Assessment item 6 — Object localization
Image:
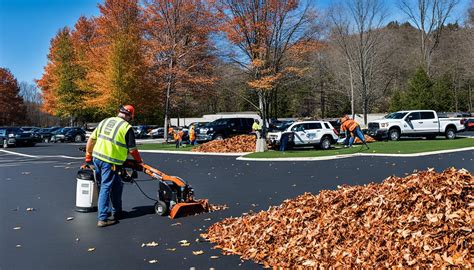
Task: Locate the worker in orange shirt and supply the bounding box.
[167,126,174,143]
[340,115,369,149]
[189,125,196,145]
[173,128,182,148]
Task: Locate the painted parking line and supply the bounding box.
[0,149,83,160]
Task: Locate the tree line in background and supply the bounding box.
[1,0,473,128]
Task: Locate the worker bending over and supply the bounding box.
[85,105,143,227]
[340,115,369,149]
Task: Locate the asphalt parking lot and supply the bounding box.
[1,143,473,269]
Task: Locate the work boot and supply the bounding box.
[109,211,125,221]
[97,219,117,227]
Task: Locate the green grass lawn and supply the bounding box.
[244,138,474,158]
[138,143,197,151]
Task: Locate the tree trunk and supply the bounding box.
[363,98,368,126]
[320,79,325,119]
[256,90,268,152]
[163,57,174,142]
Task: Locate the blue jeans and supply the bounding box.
[93,158,123,221]
[343,131,351,145]
[349,126,365,146]
[279,133,289,151]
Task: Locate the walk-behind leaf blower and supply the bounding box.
[123,160,209,219]
[75,158,209,219]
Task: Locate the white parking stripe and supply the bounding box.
[0,149,83,160]
[0,149,38,158]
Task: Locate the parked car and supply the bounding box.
[20,127,43,142]
[133,125,150,139]
[464,118,474,131]
[267,121,339,150]
[269,120,294,132]
[147,127,165,138]
[368,110,466,141]
[197,118,254,141]
[0,127,37,148]
[50,127,86,143]
[35,127,62,143]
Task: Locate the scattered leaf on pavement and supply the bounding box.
[192,250,204,255]
[141,241,159,247]
[87,248,95,252]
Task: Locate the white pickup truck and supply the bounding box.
[367,110,466,141]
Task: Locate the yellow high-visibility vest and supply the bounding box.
[91,117,131,165]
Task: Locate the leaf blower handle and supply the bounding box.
[129,149,143,164]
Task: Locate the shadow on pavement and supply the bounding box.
[121,205,155,220]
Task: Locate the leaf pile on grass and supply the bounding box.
[354,134,376,144]
[202,168,473,268]
[192,135,256,153]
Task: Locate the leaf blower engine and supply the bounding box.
[75,161,209,219]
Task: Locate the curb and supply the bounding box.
[140,150,249,156]
[236,147,474,162]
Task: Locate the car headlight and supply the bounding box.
[8,134,15,138]
[209,127,213,132]
[380,123,388,128]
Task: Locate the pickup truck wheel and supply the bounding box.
[213,134,224,140]
[319,136,331,150]
[445,128,456,140]
[389,128,400,141]
[2,139,7,148]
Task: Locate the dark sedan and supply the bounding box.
[51,127,86,143]
[0,127,37,148]
[35,127,62,143]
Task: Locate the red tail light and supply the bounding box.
[460,119,466,125]
[333,128,339,135]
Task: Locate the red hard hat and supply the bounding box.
[119,105,135,119]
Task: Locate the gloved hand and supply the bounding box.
[85,153,93,164]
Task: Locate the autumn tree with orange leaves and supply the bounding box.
[86,0,155,118]
[144,0,217,140]
[217,0,314,142]
[0,68,26,125]
[37,27,87,123]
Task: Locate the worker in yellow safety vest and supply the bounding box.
[252,119,262,139]
[85,105,143,227]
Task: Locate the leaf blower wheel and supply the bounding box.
[155,200,168,216]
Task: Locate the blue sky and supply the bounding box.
[0,0,470,86]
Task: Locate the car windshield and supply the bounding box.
[10,128,23,134]
[210,119,228,126]
[384,112,408,119]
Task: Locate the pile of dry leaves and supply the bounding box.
[192,135,256,153]
[202,168,473,268]
[354,134,377,144]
